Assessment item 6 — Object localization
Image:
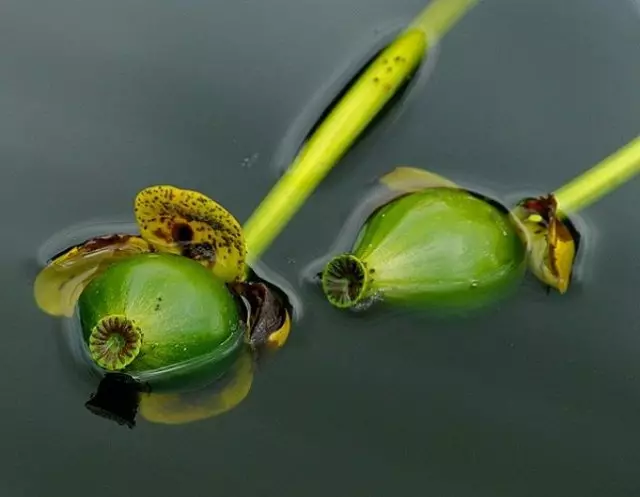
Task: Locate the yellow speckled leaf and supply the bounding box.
[134,185,247,282]
[380,166,459,193]
[512,195,576,294]
[34,234,151,317]
[139,351,253,425]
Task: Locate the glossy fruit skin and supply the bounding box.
[78,253,244,391]
[352,188,527,309]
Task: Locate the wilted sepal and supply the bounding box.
[380,166,459,194]
[512,194,577,294]
[230,281,292,350]
[134,185,247,282]
[33,234,151,317]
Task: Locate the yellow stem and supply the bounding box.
[243,0,480,265]
[553,135,640,216]
[406,0,480,38]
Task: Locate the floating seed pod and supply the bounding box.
[34,185,293,426]
[77,252,291,426]
[77,253,245,384]
[321,167,527,310]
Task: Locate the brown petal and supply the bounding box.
[232,281,291,350]
[512,195,577,294]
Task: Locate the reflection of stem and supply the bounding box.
[242,0,480,265]
[553,135,640,216]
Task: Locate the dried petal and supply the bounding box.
[134,185,246,282]
[512,195,577,294]
[34,234,151,317]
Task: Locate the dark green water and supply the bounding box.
[2,0,640,496]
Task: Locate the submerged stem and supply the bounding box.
[553,135,640,216]
[321,254,372,309]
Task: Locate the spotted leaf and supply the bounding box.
[134,185,246,282]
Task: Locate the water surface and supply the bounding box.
[1,0,640,496]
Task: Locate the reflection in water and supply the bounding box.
[139,350,254,425]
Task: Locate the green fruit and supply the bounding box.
[78,253,244,390]
[322,188,527,310]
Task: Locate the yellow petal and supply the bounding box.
[379,166,459,193]
[134,185,246,282]
[139,351,253,425]
[547,217,576,294]
[34,235,151,317]
[266,310,292,349]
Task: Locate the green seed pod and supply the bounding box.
[78,252,244,391]
[321,168,527,311]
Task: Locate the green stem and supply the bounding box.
[406,0,480,38]
[242,0,480,266]
[553,135,640,217]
